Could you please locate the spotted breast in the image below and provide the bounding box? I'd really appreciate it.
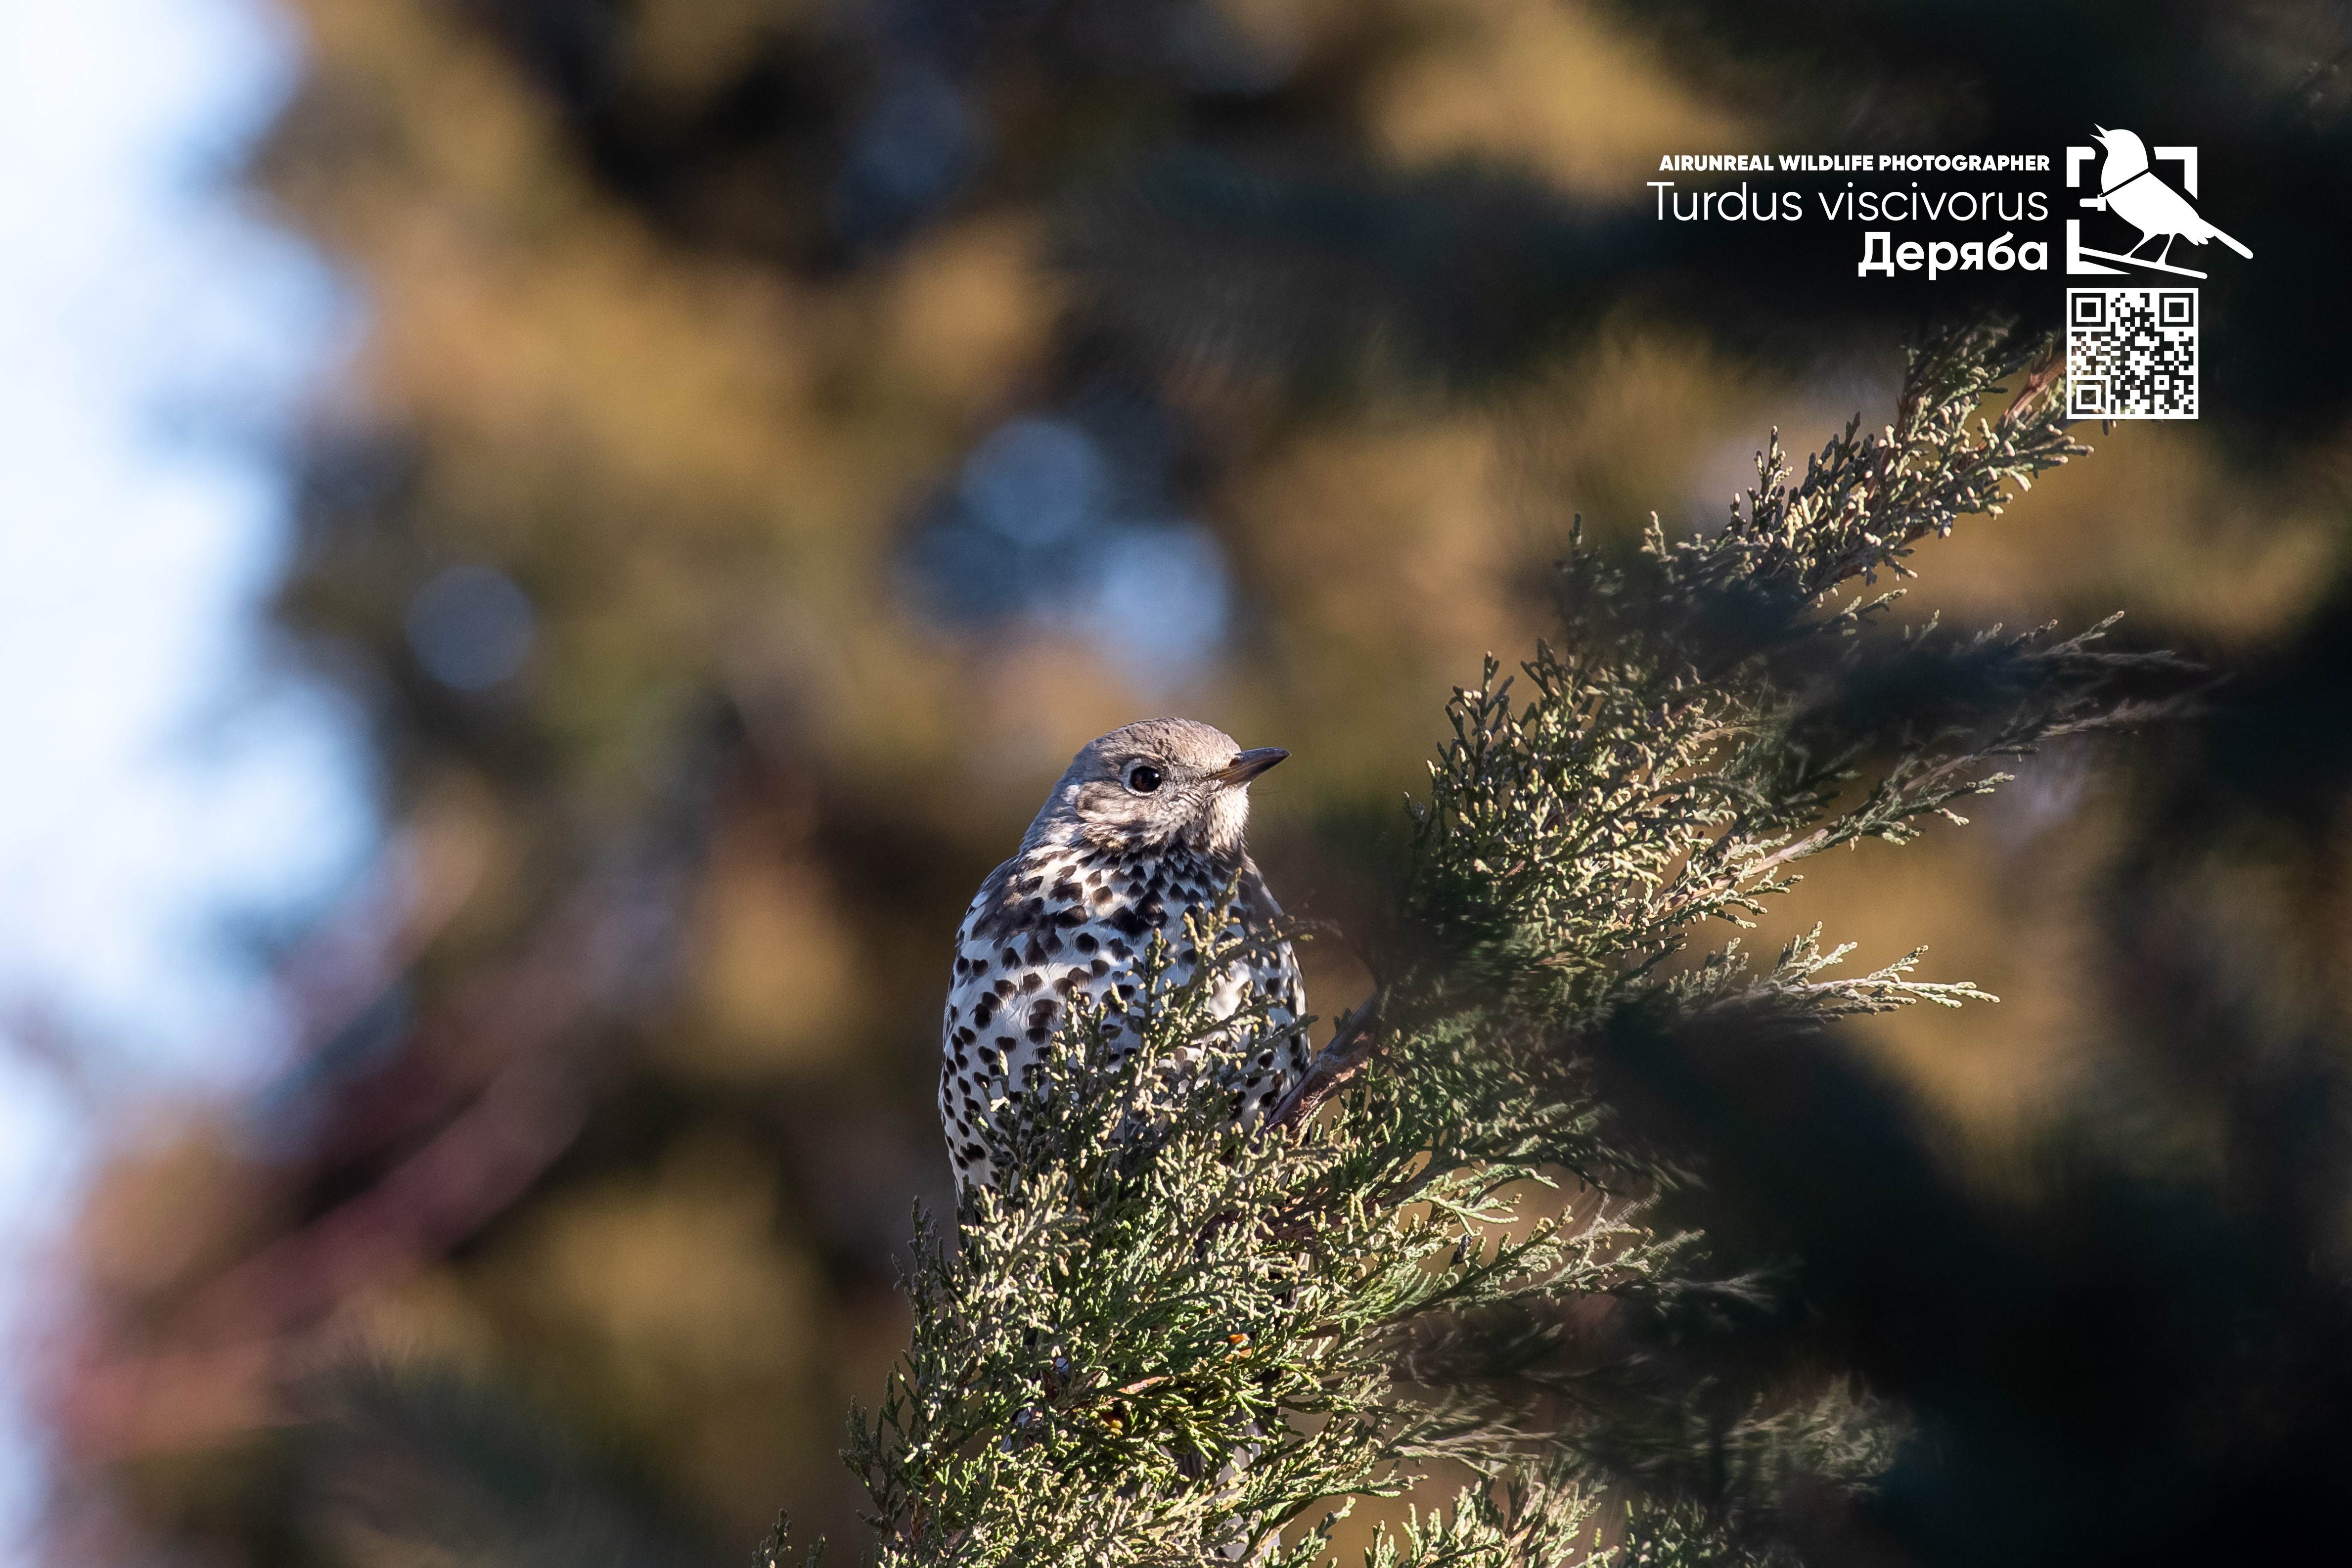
[940,717,1305,1193]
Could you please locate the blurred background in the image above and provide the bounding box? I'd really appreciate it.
[4,1,2350,1564]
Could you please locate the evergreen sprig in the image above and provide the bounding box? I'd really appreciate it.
[820,326,2193,1567]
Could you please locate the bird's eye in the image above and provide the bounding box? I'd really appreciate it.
[1126,764,1163,794]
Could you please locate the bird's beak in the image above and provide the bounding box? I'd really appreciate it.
[1215,747,1289,786]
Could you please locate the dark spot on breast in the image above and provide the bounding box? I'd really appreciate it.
[1107,938,1133,959]
[994,979,1014,999]
[1021,973,1042,992]
[1026,1026,1049,1043]
[1074,933,1097,954]
[1179,947,1198,965]
[999,948,1017,968]
[972,998,995,1028]
[969,953,990,974]
[1112,907,1149,938]
[1053,907,1085,928]
[1091,958,1110,976]
[1051,880,1079,902]
[1023,936,1046,965]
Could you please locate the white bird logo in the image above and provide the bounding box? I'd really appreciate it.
[2081,126,2253,269]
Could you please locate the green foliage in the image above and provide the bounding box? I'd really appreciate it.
[1394,326,2178,1035]
[835,327,2187,1566]
[847,902,1675,1564]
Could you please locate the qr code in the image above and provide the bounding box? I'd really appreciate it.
[2067,288,2197,419]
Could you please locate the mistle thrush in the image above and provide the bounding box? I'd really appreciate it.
[939,717,1305,1192]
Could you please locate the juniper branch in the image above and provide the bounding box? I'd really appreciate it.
[841,324,2198,1567]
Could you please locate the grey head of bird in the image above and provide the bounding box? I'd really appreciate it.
[1021,717,1288,862]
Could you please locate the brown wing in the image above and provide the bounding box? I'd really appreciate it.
[1234,853,1285,928]
[962,855,1024,944]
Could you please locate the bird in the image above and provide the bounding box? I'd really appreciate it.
[939,717,1305,1193]
[2083,126,2252,267]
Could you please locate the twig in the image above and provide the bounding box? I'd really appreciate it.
[1268,989,1388,1131]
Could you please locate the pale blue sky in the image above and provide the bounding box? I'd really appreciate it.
[0,0,375,1545]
